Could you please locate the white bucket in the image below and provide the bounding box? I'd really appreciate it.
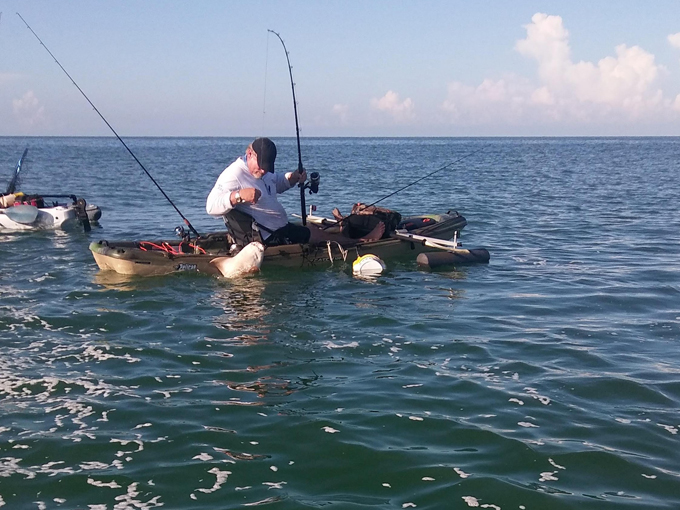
[352,254,386,277]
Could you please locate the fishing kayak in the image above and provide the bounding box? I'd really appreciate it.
[89,211,470,277]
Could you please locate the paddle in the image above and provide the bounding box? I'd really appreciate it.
[392,230,462,251]
[3,204,39,225]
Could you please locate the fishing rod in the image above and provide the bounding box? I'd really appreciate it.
[330,149,482,229]
[16,13,200,238]
[7,148,29,195]
[267,29,309,226]
[367,149,481,208]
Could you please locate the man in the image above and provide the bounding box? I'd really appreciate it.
[206,137,383,246]
[206,137,310,245]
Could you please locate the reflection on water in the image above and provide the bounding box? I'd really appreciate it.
[209,277,272,346]
[92,269,208,292]
[92,270,143,290]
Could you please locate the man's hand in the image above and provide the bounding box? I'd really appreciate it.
[287,168,307,185]
[238,188,261,204]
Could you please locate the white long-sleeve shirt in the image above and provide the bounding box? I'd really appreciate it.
[206,157,293,237]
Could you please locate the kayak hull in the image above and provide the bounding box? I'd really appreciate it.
[90,212,467,277]
[0,205,78,231]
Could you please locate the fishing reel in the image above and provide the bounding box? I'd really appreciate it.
[302,172,320,195]
[175,225,194,244]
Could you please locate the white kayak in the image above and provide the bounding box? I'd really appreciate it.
[0,202,101,232]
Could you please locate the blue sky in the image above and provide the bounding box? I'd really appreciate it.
[1,1,679,136]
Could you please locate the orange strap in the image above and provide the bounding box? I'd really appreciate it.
[138,241,206,255]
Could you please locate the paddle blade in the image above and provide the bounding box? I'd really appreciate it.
[4,204,39,225]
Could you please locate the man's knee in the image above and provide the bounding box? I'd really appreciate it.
[265,223,310,246]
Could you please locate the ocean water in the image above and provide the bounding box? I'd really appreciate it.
[0,136,679,509]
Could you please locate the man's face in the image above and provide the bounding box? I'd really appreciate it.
[245,148,267,179]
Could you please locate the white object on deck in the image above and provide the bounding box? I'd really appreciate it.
[392,229,459,251]
[210,242,265,278]
[291,213,337,226]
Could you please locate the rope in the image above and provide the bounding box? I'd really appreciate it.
[326,241,349,264]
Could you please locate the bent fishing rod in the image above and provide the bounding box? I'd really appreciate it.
[16,13,200,238]
[267,29,310,226]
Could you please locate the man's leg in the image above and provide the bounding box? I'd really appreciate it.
[306,222,385,245]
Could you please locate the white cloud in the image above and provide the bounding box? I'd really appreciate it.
[13,91,47,127]
[669,32,680,49]
[442,77,534,124]
[515,13,572,85]
[0,73,22,85]
[331,103,349,124]
[442,13,677,128]
[370,90,415,123]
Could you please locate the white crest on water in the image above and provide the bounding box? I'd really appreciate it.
[454,467,470,478]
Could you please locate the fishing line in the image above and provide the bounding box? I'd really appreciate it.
[365,148,482,209]
[267,29,308,225]
[329,149,482,230]
[16,12,200,237]
[261,32,270,135]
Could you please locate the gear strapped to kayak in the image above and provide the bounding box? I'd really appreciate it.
[332,203,402,240]
[138,241,206,255]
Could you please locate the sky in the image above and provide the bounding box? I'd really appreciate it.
[1,1,679,137]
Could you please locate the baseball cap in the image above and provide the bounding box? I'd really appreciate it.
[251,137,277,173]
